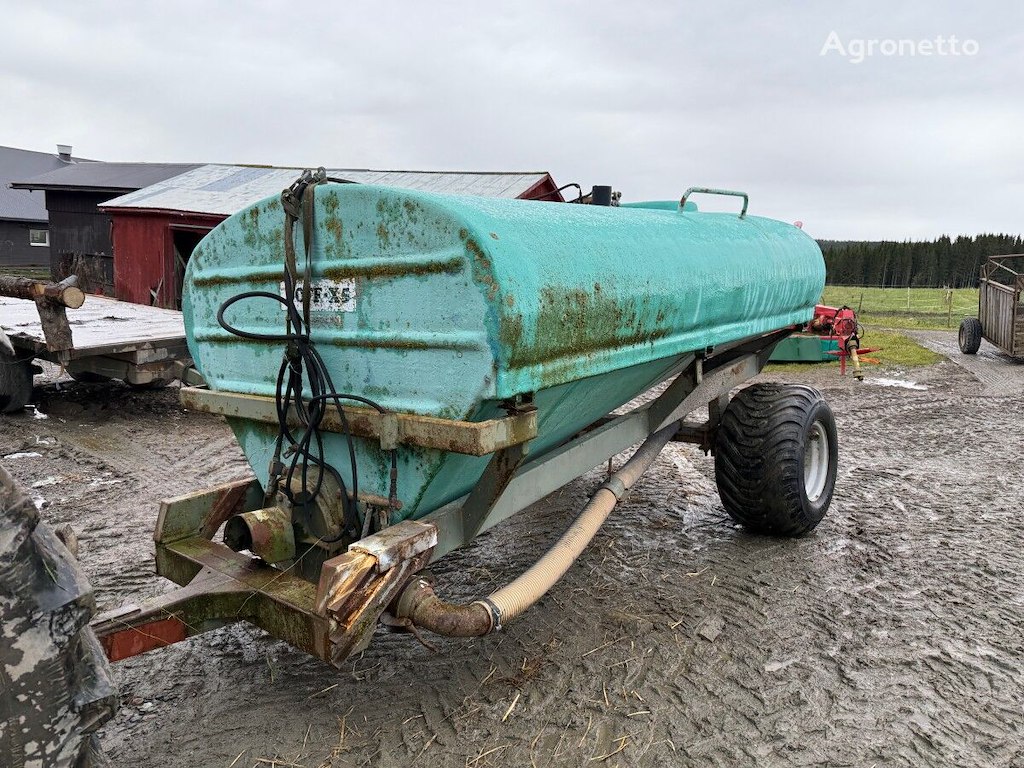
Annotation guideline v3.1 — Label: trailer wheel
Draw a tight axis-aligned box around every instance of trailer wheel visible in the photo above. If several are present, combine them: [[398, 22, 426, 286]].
[[0, 351, 33, 414], [0, 465, 117, 767], [714, 383, 837, 536], [126, 378, 169, 390], [958, 317, 982, 355], [68, 370, 111, 384]]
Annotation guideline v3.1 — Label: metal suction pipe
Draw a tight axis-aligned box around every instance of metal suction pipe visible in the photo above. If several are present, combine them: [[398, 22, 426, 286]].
[[394, 420, 681, 636]]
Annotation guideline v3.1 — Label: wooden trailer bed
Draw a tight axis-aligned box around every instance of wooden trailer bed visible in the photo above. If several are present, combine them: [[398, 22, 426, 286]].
[[0, 293, 190, 383]]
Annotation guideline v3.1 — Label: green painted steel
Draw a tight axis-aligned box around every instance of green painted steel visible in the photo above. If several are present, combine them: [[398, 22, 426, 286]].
[[183, 184, 824, 521], [769, 334, 840, 362], [619, 200, 698, 211]]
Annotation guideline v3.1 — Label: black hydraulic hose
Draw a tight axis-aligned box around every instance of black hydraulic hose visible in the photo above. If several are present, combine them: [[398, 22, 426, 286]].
[[217, 286, 397, 540]]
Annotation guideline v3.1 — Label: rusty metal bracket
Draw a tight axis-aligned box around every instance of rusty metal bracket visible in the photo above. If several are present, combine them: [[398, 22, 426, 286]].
[[312, 520, 440, 662], [92, 566, 262, 662], [97, 477, 443, 667], [672, 420, 715, 453], [348, 519, 437, 572], [180, 386, 538, 456], [92, 542, 333, 663], [457, 401, 535, 540], [154, 477, 265, 585]]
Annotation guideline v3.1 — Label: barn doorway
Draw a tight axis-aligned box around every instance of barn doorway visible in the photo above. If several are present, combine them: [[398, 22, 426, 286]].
[[170, 228, 208, 309]]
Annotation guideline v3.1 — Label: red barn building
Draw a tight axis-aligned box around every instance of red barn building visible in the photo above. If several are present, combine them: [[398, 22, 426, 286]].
[[12, 158, 198, 293], [102, 165, 564, 308]]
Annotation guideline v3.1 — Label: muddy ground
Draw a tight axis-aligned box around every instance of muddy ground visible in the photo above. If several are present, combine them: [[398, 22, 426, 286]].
[[3, 335, 1024, 767]]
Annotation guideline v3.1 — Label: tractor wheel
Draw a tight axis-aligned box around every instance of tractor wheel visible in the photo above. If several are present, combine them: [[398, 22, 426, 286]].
[[714, 383, 837, 536], [0, 465, 117, 767], [0, 351, 33, 414], [958, 317, 982, 355]]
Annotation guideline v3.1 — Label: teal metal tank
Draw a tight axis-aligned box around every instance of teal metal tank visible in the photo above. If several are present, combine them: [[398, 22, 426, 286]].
[[183, 184, 824, 522]]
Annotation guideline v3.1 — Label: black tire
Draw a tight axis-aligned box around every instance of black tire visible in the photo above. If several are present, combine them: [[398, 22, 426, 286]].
[[126, 378, 169, 390], [714, 383, 837, 536], [67, 371, 110, 384], [0, 465, 117, 767], [958, 317, 982, 355], [0, 351, 33, 414]]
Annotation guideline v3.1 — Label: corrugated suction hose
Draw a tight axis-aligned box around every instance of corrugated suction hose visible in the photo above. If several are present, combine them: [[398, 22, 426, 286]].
[[394, 420, 680, 636]]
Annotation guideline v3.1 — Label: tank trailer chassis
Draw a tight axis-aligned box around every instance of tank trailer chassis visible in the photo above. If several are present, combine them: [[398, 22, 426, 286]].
[[93, 329, 792, 667]]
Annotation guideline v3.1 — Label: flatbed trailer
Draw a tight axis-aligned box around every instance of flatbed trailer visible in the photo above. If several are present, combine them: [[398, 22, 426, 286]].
[[959, 254, 1024, 357], [0, 275, 192, 412]]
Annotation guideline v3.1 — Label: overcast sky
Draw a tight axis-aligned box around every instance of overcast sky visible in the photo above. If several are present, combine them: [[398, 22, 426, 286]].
[[1, 1, 1020, 240]]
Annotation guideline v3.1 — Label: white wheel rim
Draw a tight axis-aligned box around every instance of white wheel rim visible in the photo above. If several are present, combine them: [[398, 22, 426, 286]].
[[803, 419, 829, 503]]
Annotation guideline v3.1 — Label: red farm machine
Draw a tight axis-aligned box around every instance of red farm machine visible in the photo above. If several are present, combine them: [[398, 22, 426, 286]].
[[770, 303, 879, 378]]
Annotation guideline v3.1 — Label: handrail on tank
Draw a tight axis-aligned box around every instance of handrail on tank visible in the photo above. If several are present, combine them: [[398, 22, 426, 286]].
[[679, 187, 749, 219]]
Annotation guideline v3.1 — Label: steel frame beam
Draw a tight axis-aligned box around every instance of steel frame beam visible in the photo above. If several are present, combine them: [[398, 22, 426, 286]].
[[422, 347, 767, 562], [180, 386, 538, 456]]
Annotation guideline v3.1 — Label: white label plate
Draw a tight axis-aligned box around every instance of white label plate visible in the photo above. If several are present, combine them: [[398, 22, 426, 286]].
[[279, 278, 356, 313]]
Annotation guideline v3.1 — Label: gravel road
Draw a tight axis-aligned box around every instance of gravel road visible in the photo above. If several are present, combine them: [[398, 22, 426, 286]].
[[2, 338, 1023, 767]]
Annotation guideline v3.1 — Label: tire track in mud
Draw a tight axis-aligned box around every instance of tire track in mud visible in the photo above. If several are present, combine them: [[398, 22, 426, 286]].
[[911, 330, 1024, 395], [1, 381, 249, 607], [4, 363, 1024, 766]]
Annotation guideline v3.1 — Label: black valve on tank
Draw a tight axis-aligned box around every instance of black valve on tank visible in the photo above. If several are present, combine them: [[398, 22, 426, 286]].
[[590, 185, 613, 206]]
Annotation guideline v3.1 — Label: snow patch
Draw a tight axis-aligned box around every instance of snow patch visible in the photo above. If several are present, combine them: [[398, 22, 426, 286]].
[[25, 405, 48, 420], [3, 452, 42, 459], [865, 377, 929, 391]]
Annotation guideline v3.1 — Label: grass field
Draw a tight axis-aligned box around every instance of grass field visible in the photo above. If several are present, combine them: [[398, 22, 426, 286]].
[[821, 285, 978, 331], [1, 266, 51, 281]]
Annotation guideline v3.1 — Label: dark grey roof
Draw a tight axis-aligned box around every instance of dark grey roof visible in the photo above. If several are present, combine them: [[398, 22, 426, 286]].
[[0, 145, 82, 222], [12, 162, 200, 194]]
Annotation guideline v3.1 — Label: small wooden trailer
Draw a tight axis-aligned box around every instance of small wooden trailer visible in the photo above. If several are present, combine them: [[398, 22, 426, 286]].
[[959, 254, 1024, 357], [0, 275, 192, 412]]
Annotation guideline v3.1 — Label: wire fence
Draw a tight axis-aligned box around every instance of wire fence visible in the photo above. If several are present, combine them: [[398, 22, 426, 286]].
[[822, 286, 979, 328]]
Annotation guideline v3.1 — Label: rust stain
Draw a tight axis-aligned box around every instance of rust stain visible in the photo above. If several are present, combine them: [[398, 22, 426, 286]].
[[502, 286, 672, 386], [376, 222, 391, 248], [323, 256, 463, 281], [200, 483, 251, 539], [324, 215, 343, 242]]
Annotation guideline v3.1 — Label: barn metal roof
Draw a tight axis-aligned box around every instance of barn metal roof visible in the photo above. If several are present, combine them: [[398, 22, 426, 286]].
[[101, 164, 557, 215], [12, 162, 200, 194], [0, 145, 85, 222]]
